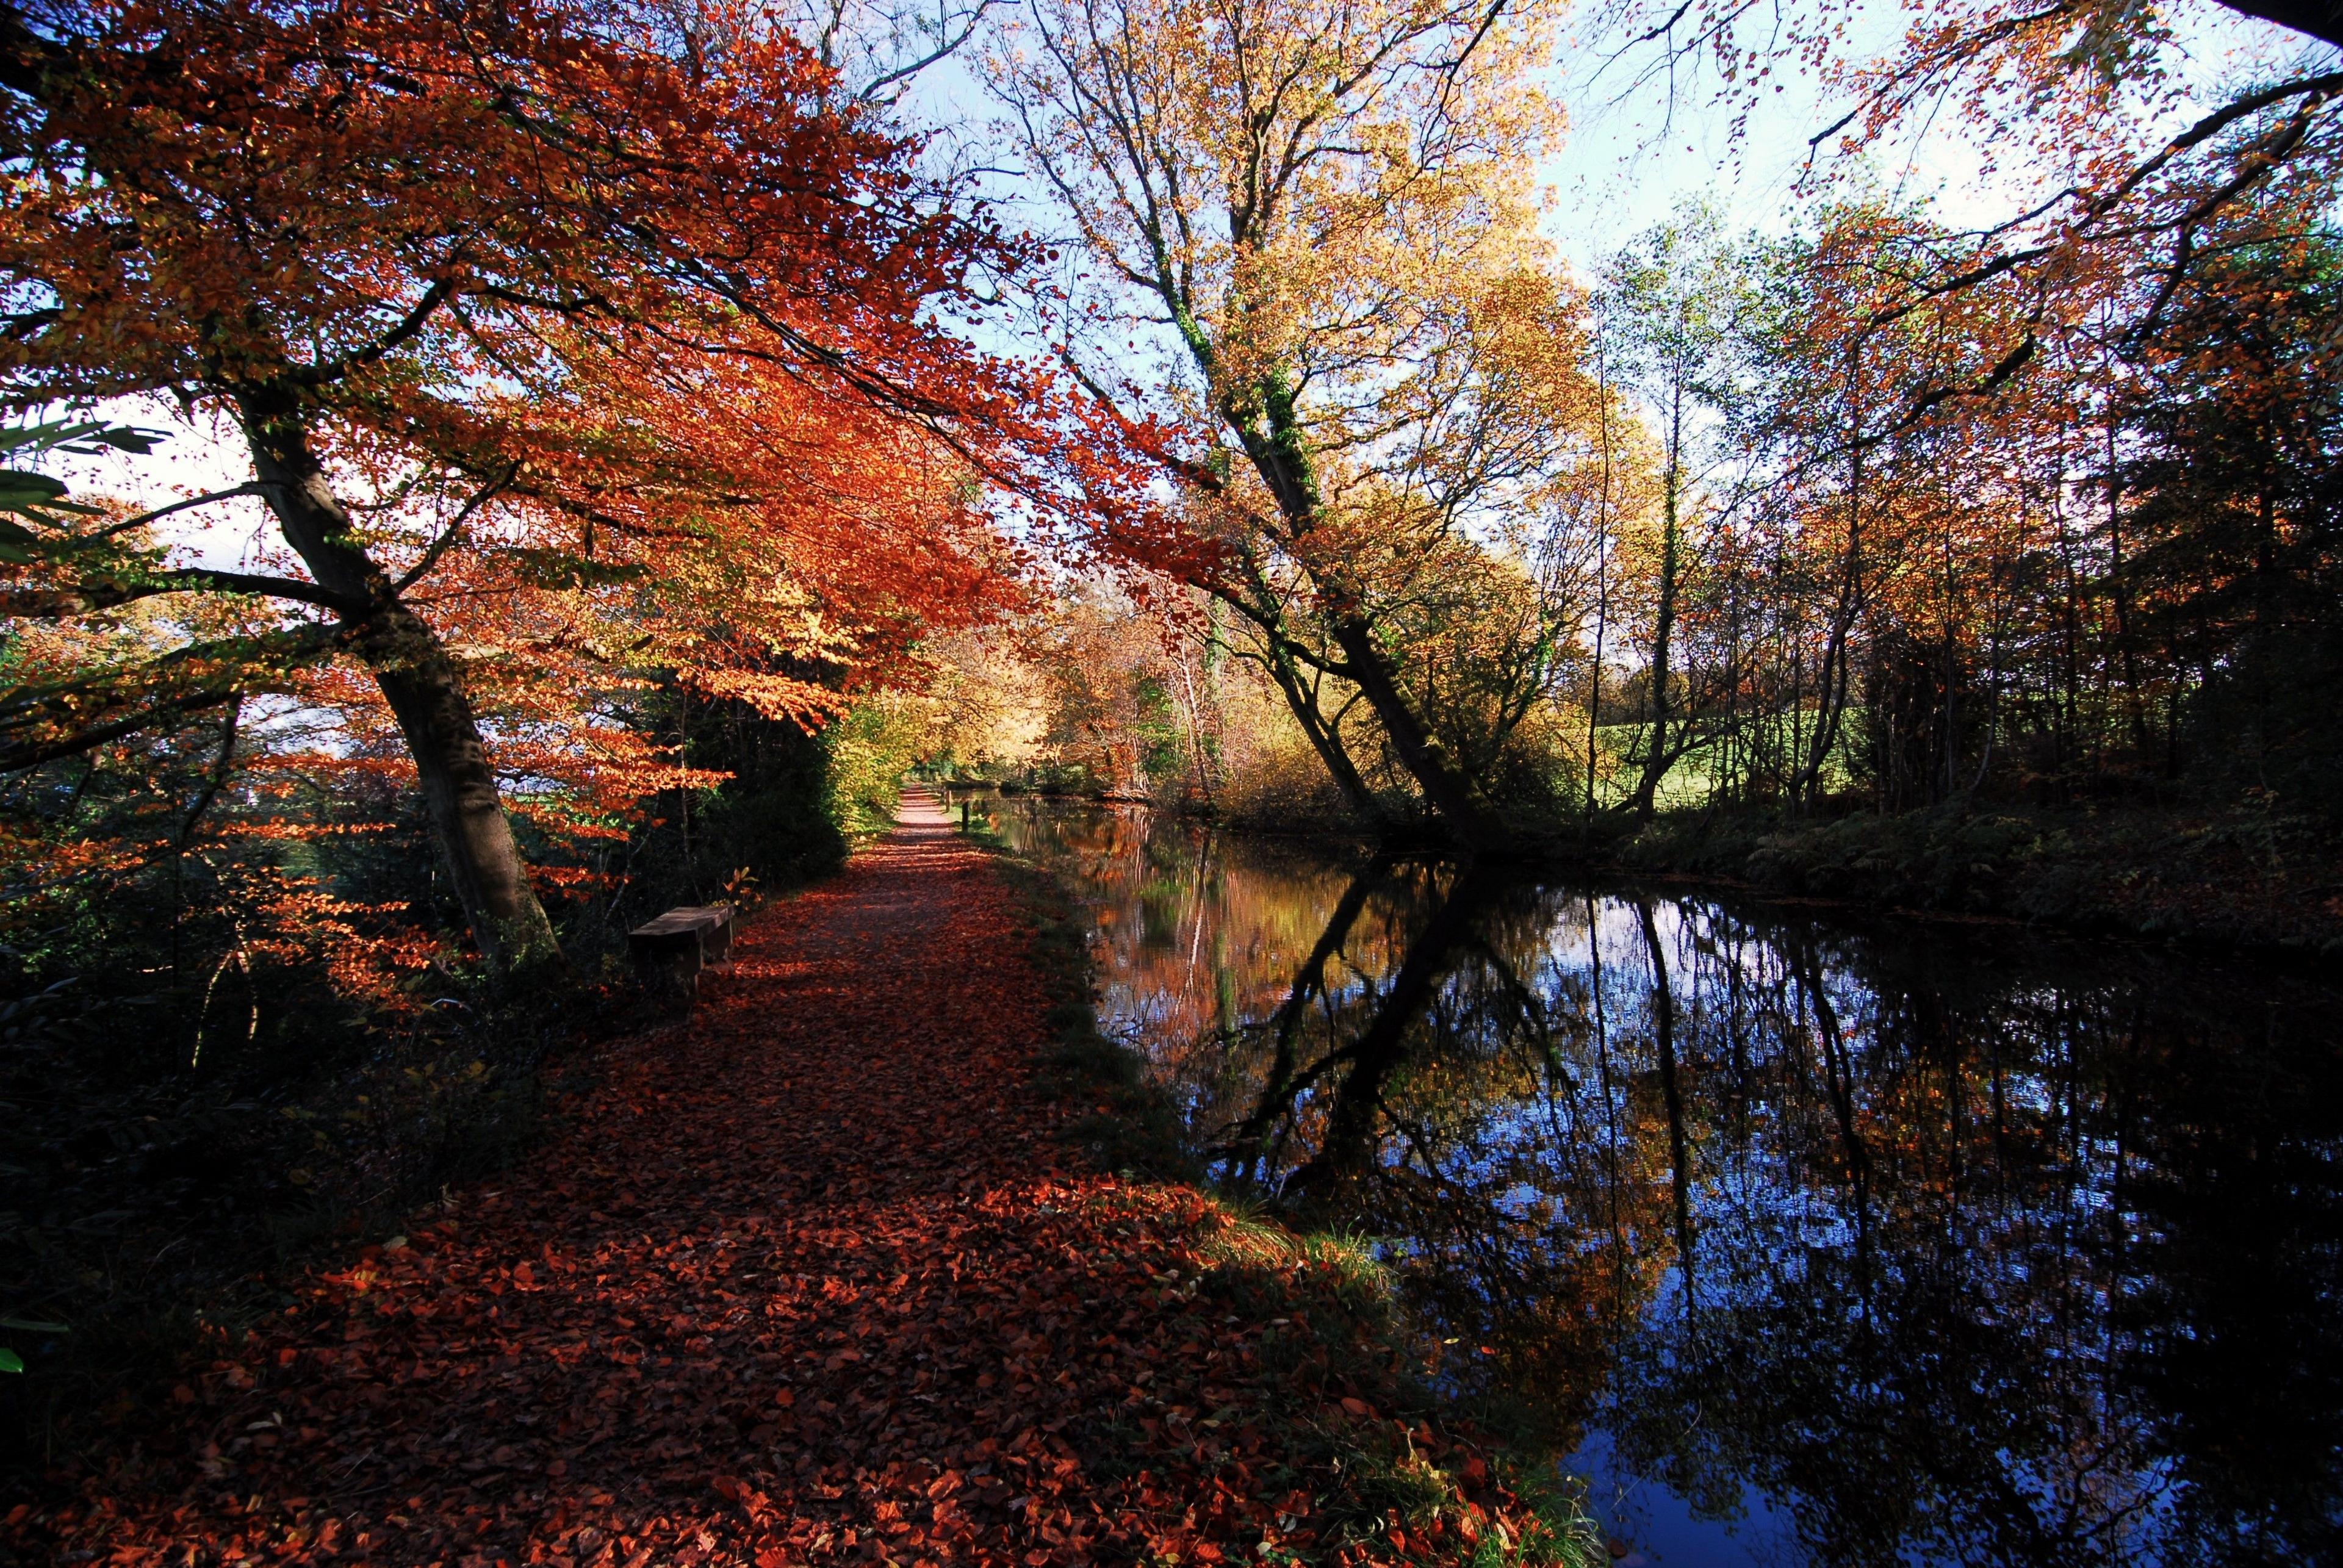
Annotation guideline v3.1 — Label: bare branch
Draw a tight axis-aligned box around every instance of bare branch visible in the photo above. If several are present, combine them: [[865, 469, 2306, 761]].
[[91, 482, 273, 540], [393, 468, 517, 591]]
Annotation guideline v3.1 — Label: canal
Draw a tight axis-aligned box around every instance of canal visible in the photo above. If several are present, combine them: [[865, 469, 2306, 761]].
[[952, 791, 2343, 1568]]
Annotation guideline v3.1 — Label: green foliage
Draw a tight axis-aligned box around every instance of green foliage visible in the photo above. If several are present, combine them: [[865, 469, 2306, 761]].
[[0, 420, 162, 562], [494, 547, 650, 591], [1602, 201, 1754, 421], [571, 695, 848, 951], [824, 700, 931, 840], [1131, 676, 1189, 788]]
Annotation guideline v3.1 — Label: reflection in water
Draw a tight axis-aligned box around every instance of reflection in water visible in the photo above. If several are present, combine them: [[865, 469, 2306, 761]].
[[959, 793, 2343, 1568]]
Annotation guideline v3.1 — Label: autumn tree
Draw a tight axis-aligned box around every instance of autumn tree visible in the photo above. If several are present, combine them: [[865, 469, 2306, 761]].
[[1591, 0, 2343, 508], [1668, 203, 2045, 811], [0, 0, 1039, 978], [990, 0, 1615, 849], [1600, 207, 1751, 818], [2101, 234, 2343, 804]]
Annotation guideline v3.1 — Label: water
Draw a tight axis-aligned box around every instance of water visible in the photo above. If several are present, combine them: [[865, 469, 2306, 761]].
[[952, 791, 2343, 1568]]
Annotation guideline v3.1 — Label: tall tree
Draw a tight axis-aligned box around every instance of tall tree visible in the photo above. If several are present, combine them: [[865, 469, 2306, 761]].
[[992, 0, 1600, 850], [0, 0, 1039, 977], [1605, 0, 2343, 426], [1603, 207, 1744, 819]]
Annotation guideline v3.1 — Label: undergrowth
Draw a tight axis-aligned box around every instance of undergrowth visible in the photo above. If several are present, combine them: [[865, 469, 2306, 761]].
[[1616, 797, 2343, 955], [0, 958, 672, 1476], [1, 721, 853, 1475]]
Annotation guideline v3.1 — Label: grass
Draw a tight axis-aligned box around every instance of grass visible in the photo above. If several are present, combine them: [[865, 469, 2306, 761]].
[[1182, 1201, 1602, 1566], [968, 813, 1200, 1184], [1580, 718, 1859, 814]]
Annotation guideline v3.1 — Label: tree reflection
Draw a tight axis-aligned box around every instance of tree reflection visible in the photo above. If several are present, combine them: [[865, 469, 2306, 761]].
[[1216, 856, 1391, 1190], [977, 796, 2343, 1567]]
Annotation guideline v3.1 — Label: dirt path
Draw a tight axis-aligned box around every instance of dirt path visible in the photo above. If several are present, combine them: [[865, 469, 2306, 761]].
[[12, 790, 1558, 1568]]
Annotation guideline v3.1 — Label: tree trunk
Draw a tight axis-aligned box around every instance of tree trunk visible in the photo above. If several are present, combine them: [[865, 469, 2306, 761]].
[[1324, 615, 1508, 852], [1796, 417, 1865, 811], [1631, 418, 1683, 819], [1636, 898, 1696, 1307], [1232, 382, 1510, 853], [1242, 605, 1387, 824], [239, 395, 561, 982], [1286, 865, 1497, 1206], [1220, 857, 1391, 1185], [1801, 951, 1873, 1295], [2104, 412, 2148, 754], [1630, 377, 1686, 820], [1586, 323, 1616, 836]]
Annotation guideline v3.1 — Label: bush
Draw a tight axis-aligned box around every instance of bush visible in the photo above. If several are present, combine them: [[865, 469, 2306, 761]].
[[823, 697, 934, 839]]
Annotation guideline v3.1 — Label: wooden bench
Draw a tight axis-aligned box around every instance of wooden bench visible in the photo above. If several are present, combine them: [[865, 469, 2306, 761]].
[[628, 905, 735, 996]]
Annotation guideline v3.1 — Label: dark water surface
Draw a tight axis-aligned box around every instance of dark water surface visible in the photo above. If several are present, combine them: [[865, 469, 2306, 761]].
[[952, 792, 2343, 1568]]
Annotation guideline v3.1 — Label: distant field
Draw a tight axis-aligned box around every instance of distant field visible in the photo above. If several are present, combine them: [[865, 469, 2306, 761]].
[[1579, 717, 1858, 810]]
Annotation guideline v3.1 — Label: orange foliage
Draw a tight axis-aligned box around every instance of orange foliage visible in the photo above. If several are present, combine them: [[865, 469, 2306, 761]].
[[0, 0, 1076, 968]]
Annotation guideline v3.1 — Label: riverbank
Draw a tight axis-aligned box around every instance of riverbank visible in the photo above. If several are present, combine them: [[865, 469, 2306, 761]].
[[6, 791, 1593, 1568], [951, 785, 2343, 1565], [1611, 798, 2343, 957]]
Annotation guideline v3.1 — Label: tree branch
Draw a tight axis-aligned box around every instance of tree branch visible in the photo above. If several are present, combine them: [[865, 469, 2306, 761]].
[[393, 468, 516, 591], [0, 569, 356, 619], [0, 622, 351, 773], [90, 482, 274, 540]]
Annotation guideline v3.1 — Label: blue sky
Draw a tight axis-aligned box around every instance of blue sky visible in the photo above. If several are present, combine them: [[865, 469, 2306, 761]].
[[895, 0, 2313, 275], [1531, 0, 2312, 276], [48, 0, 2330, 542]]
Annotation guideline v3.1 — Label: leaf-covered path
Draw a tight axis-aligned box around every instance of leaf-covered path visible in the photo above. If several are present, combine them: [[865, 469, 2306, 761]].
[[13, 790, 1562, 1567]]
